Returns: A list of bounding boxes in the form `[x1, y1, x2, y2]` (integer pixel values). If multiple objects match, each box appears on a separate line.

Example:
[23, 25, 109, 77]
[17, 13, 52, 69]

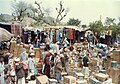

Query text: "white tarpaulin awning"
[0, 27, 13, 41]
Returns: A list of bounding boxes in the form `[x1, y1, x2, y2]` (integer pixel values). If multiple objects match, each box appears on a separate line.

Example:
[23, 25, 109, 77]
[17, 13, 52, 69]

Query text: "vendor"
[82, 52, 89, 78]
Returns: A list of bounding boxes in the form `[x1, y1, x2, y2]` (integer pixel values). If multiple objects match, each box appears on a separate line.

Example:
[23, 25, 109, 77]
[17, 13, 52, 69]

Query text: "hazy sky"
[0, 0, 120, 24]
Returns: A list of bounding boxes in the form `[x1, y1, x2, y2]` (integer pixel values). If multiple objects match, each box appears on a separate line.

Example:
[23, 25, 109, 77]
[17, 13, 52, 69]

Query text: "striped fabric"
[11, 23, 22, 36]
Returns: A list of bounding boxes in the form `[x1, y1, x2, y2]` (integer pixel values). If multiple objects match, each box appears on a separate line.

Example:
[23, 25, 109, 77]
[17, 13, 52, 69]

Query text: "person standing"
[63, 50, 69, 73]
[54, 54, 64, 82]
[28, 53, 36, 76]
[82, 53, 89, 78]
[8, 54, 16, 84]
[20, 48, 28, 63]
[41, 48, 48, 74]
[0, 57, 5, 84]
[20, 48, 28, 79]
[44, 52, 51, 78]
[97, 53, 103, 70]
[15, 58, 25, 84]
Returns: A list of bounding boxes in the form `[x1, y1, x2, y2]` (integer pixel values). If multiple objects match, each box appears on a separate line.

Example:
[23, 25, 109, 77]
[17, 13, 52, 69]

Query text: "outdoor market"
[0, 22, 120, 84]
[0, 0, 120, 84]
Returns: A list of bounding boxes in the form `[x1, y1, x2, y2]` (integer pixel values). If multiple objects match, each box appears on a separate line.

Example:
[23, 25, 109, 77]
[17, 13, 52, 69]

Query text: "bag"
[22, 62, 28, 70]
[30, 75, 36, 80]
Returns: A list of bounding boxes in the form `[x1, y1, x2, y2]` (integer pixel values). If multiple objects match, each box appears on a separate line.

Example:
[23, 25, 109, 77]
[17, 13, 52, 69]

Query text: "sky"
[0, 0, 120, 24]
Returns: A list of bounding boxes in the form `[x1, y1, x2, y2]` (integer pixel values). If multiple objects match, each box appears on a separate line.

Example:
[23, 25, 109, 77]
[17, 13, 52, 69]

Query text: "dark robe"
[44, 56, 50, 78]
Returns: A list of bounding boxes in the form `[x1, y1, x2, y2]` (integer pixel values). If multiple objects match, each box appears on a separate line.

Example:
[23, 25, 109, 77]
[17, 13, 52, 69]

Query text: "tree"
[104, 17, 120, 35]
[117, 17, 120, 25]
[81, 25, 87, 28]
[105, 17, 116, 26]
[56, 1, 69, 23]
[28, 1, 68, 26]
[27, 1, 53, 26]
[67, 18, 81, 26]
[11, 0, 31, 22]
[89, 20, 104, 35]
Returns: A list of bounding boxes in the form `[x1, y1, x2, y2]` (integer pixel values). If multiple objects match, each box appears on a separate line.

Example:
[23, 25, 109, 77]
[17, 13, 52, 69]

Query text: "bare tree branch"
[56, 1, 68, 23]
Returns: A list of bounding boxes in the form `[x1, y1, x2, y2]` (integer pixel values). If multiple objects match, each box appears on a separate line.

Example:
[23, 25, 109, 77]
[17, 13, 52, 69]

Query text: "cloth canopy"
[0, 27, 13, 41]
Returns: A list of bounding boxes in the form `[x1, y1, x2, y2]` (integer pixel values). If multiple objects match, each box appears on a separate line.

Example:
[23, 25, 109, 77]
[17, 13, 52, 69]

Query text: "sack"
[22, 62, 28, 70]
[30, 75, 36, 80]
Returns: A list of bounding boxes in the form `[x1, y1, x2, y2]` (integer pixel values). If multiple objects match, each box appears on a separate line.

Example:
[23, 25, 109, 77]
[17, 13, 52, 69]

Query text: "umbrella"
[0, 27, 13, 41]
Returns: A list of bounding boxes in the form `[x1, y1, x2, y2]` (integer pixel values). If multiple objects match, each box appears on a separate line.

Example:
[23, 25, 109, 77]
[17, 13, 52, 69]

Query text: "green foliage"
[67, 18, 81, 26]
[81, 25, 87, 28]
[105, 17, 116, 26]
[89, 17, 120, 36]
[104, 17, 120, 35]
[89, 20, 105, 35]
[108, 24, 120, 35]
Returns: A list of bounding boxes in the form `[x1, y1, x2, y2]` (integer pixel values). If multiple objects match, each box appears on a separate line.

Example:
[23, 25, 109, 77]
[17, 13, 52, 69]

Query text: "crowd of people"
[0, 29, 120, 84]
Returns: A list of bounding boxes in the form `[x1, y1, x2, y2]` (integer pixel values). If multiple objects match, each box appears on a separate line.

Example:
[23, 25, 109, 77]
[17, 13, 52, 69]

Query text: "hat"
[49, 50, 54, 55]
[14, 58, 20, 62]
[9, 54, 13, 58]
[17, 35, 20, 37]
[98, 53, 102, 56]
[60, 54, 64, 58]
[56, 41, 60, 44]
[64, 48, 70, 52]
[6, 53, 11, 55]
[92, 52, 97, 57]
[90, 45, 94, 47]
[30, 53, 35, 56]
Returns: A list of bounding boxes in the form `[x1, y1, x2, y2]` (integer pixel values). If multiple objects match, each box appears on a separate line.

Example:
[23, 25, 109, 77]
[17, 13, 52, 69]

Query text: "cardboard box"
[23, 44, 30, 53]
[75, 72, 84, 80]
[34, 48, 41, 58]
[28, 80, 36, 84]
[112, 50, 120, 63]
[94, 73, 109, 82]
[89, 78, 112, 84]
[76, 79, 87, 84]
[10, 41, 16, 53]
[113, 50, 120, 56]
[109, 68, 120, 83]
[99, 70, 106, 74]
[110, 61, 117, 69]
[64, 76, 76, 84]
[36, 75, 49, 84]
[48, 79, 57, 84]
[77, 61, 83, 68]
[89, 78, 101, 84]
